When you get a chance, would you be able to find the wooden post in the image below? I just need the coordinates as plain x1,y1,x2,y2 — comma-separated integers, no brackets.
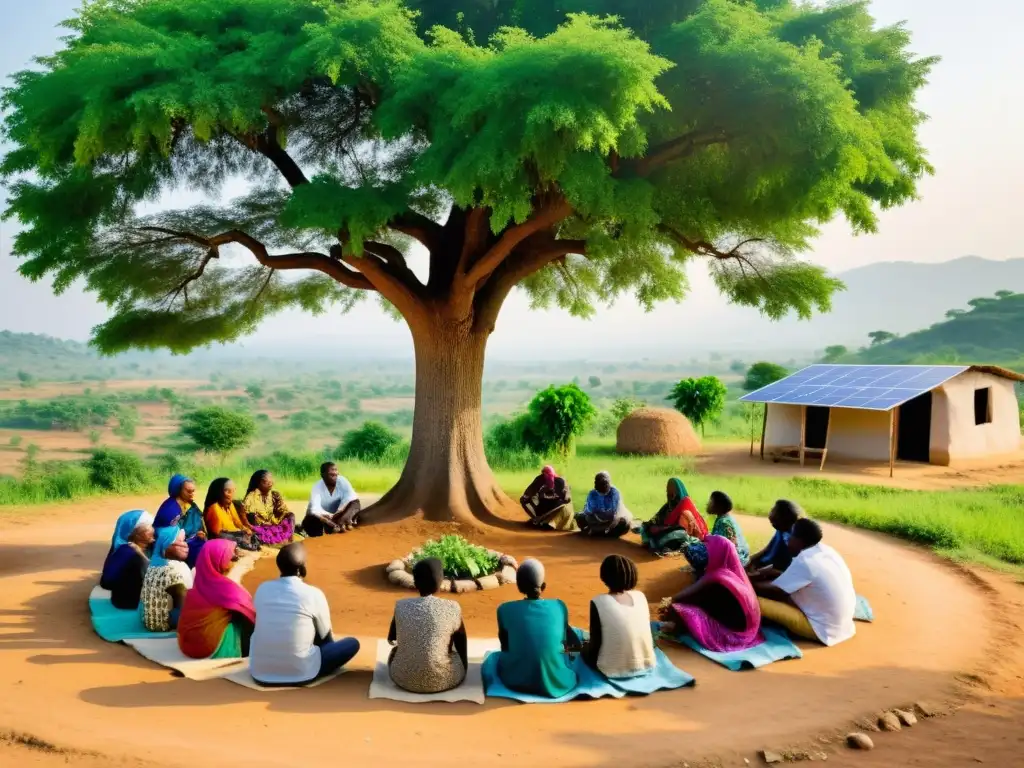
759,403,768,461
799,406,807,467
888,408,896,478
819,409,832,471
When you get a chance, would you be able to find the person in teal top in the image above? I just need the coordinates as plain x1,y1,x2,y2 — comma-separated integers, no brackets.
495,558,580,698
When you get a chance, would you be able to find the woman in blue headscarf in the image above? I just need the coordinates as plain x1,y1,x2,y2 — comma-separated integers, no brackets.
154,475,206,568
140,525,193,632
100,510,156,610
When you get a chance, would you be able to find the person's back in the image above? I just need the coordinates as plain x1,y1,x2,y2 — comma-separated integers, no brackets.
250,576,329,684
389,595,464,693
778,542,856,646
592,591,656,679
497,598,577,697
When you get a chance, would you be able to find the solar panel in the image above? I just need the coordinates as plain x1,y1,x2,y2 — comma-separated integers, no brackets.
738,364,967,411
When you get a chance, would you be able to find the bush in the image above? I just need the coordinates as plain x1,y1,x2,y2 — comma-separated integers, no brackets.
85,449,149,492
667,376,728,435
410,535,500,580
180,406,256,457
244,450,323,479
335,421,403,463
524,384,596,456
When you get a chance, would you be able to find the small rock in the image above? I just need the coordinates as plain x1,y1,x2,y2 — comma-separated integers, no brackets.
761,750,784,764
499,554,519,569
894,709,917,727
846,733,874,751
878,712,902,732
498,565,517,585
440,579,453,593
452,579,478,594
388,570,415,589
476,574,501,590
915,700,939,718
385,559,406,574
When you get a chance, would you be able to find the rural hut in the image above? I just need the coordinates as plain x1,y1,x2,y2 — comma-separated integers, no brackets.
617,407,702,456
740,364,1024,475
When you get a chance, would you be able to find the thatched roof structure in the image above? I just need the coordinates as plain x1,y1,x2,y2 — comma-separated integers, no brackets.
616,407,702,456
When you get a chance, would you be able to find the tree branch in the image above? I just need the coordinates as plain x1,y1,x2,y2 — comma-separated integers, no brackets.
135,226,374,291
457,207,492,276
388,210,444,253
472,235,586,334
232,107,309,188
463,194,572,289
658,225,771,285
626,129,729,177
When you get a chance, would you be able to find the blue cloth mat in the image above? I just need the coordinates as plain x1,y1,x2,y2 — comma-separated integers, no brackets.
89,587,174,643
605,648,694,693
481,648,693,703
855,594,874,622
659,624,802,671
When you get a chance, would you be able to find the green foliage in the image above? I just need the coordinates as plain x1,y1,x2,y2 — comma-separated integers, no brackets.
112,409,139,439
667,375,728,433
16,370,34,387
410,535,500,580
85,449,149,492
525,384,597,456
245,383,265,400
821,344,849,363
868,330,897,346
180,406,256,457
0,0,934,356
0,396,126,431
588,376,602,388
742,361,788,391
336,421,404,463
8,435,22,447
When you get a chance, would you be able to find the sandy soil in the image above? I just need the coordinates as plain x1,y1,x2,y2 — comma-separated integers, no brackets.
1,494,1022,768
699,442,1024,490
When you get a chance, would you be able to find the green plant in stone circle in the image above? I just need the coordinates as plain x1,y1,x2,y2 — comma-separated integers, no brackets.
410,534,501,580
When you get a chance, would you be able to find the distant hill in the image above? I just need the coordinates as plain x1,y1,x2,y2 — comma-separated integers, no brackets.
837,291,1024,368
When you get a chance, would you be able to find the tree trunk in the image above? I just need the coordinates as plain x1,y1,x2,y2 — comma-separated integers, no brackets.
366,316,515,526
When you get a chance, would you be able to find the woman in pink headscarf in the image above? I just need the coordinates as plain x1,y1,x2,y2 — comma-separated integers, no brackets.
519,466,575,531
658,535,763,653
177,539,256,659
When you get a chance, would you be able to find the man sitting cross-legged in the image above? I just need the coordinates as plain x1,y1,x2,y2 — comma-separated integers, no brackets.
302,461,361,535
249,543,360,686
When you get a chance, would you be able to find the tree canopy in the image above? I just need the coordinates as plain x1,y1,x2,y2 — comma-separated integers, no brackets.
1,0,936,353
743,361,788,391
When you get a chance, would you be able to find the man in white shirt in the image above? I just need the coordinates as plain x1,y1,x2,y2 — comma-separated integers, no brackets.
301,461,361,536
754,518,857,646
249,543,360,686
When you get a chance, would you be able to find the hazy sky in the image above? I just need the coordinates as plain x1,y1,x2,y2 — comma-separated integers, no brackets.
1,1,1022,359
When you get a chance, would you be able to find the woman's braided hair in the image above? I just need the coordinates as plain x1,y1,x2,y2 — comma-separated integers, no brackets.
599,554,639,593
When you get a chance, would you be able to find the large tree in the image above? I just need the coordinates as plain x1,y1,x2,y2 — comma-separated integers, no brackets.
1,0,935,524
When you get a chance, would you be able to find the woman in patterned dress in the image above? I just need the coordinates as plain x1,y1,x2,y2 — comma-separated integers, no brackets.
243,470,298,546
387,558,468,694
140,526,193,632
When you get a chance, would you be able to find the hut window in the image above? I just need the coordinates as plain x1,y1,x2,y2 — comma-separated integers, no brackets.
974,387,992,425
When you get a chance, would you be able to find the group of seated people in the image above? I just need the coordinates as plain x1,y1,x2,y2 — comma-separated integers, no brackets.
520,468,857,651
520,467,634,536
97,462,857,691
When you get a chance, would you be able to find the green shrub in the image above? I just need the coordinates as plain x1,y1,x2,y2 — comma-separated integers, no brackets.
524,384,596,456
336,422,403,463
410,535,500,580
180,406,256,457
85,449,149,492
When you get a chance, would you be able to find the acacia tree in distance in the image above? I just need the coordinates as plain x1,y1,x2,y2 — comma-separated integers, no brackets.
1,0,935,524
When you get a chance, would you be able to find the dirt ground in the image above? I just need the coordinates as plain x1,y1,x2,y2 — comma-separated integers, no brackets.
1,494,1022,768
699,442,1024,490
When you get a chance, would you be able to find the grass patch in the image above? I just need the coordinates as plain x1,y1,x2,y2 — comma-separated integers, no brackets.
1,437,1021,568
